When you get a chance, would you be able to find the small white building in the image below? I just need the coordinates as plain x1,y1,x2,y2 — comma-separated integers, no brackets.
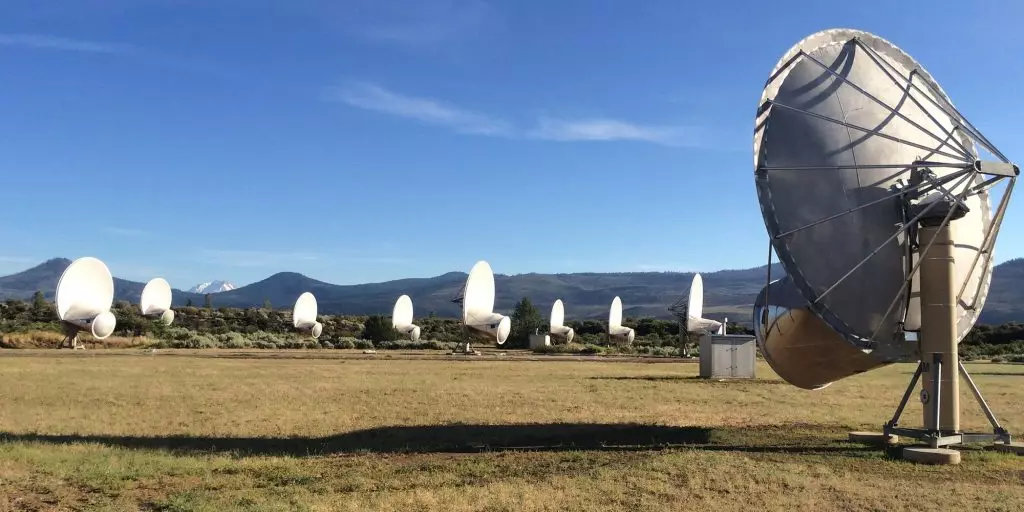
699,334,757,379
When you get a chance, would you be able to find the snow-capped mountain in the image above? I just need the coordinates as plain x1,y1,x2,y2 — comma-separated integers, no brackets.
188,280,236,294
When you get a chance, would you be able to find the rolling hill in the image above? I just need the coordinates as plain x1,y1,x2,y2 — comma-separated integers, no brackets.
2,257,1023,325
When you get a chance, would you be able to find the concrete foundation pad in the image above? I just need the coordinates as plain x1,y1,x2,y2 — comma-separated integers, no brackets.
993,442,1024,455
903,447,961,465
848,431,899,445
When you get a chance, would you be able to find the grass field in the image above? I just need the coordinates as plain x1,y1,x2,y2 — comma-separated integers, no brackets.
0,350,1022,511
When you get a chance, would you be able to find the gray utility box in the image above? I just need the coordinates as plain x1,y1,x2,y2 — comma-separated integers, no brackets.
699,334,756,379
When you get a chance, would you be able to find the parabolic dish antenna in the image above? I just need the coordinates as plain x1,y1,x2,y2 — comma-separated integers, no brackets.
460,260,510,346
754,28,1018,455
607,296,635,344
292,292,323,339
392,294,421,341
140,277,175,326
549,299,575,343
670,273,723,334
55,256,117,345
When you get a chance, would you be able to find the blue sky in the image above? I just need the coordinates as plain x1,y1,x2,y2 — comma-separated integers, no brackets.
1,0,1023,288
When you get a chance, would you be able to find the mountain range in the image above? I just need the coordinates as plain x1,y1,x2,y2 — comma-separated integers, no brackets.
188,281,236,294
2,257,1023,325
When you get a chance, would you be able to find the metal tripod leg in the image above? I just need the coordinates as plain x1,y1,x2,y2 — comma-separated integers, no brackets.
885,362,923,434
959,361,1012,444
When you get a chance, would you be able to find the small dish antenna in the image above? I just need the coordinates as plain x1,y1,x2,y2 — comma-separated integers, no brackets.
455,260,510,353
549,299,575,343
669,273,724,335
140,278,175,326
392,294,421,341
55,256,117,349
607,296,635,345
292,292,323,339
753,28,1019,457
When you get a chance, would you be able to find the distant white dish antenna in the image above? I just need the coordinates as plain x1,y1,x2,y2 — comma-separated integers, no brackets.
670,274,723,334
549,299,575,343
607,296,635,344
455,261,510,352
753,28,1020,457
55,256,117,347
392,294,421,341
292,292,323,339
140,277,175,326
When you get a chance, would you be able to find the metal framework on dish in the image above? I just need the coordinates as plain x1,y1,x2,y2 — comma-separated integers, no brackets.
752,29,1018,452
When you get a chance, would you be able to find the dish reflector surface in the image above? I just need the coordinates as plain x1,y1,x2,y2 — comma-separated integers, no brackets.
550,299,565,329
392,295,414,328
609,296,624,328
462,261,496,325
140,278,172,316
293,292,319,330
755,28,992,355
56,257,115,323
685,274,723,333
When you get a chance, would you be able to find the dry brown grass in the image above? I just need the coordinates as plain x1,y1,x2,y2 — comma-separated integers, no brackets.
0,331,150,350
0,351,1021,511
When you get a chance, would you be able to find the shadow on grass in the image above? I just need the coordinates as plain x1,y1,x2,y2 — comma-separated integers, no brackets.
0,423,875,458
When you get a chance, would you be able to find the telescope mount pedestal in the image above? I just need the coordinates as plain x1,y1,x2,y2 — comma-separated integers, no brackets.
877,221,1015,462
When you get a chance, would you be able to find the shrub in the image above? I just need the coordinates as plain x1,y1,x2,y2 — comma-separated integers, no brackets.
353,339,375,350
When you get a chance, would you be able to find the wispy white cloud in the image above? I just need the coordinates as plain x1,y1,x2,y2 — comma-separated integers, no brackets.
0,33,136,54
327,82,512,135
200,250,321,268
103,226,148,237
336,0,493,46
327,82,715,147
528,117,706,147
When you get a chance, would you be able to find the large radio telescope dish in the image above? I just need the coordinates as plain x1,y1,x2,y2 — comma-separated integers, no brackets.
56,257,117,340
754,29,1016,372
140,278,175,326
753,28,1019,454
292,292,323,339
461,261,510,345
549,299,575,343
392,294,421,341
607,296,635,344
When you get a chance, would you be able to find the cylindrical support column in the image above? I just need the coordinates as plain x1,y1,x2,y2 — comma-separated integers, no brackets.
918,224,960,433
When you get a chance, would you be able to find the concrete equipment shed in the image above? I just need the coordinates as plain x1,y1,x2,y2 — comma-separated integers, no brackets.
699,334,757,379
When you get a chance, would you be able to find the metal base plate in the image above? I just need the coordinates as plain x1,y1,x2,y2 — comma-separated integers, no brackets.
848,431,899,445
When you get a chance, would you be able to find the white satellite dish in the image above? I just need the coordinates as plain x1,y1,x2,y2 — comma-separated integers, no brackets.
549,299,575,343
292,292,323,339
140,277,175,326
753,28,1020,460
457,261,510,351
684,274,723,334
392,294,421,341
607,296,635,344
55,256,117,347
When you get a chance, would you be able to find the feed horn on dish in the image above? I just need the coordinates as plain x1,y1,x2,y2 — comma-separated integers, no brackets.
392,294,421,341
606,296,635,345
140,278,175,326
292,292,323,339
549,299,574,343
452,260,510,354
752,28,1021,461
55,256,117,349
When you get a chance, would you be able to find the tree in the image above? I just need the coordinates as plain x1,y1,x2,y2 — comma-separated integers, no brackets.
362,315,398,342
509,297,544,349
31,290,52,322
204,294,213,309
263,298,273,310
186,298,194,307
